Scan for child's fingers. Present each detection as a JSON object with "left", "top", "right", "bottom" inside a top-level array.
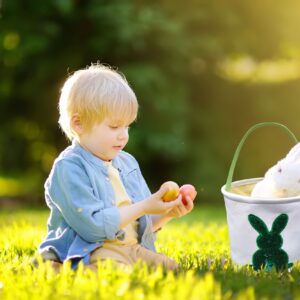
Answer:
[
  {"left": 165, "top": 194, "right": 182, "bottom": 208},
  {"left": 172, "top": 206, "right": 182, "bottom": 217},
  {"left": 157, "top": 185, "right": 169, "bottom": 197},
  {"left": 184, "top": 196, "right": 194, "bottom": 210}
]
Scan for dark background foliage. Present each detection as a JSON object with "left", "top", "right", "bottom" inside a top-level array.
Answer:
[{"left": 1, "top": 0, "right": 300, "bottom": 204}]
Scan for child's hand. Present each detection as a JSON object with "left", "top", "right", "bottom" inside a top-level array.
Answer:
[
  {"left": 165, "top": 196, "right": 194, "bottom": 218},
  {"left": 143, "top": 185, "right": 182, "bottom": 215}
]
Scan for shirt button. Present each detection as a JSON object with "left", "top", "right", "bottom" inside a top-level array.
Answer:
[
  {"left": 106, "top": 177, "right": 110, "bottom": 181},
  {"left": 83, "top": 248, "right": 88, "bottom": 252},
  {"left": 77, "top": 208, "right": 83, "bottom": 213}
]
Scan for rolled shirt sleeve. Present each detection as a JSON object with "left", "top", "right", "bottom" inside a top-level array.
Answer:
[{"left": 47, "top": 159, "right": 121, "bottom": 243}]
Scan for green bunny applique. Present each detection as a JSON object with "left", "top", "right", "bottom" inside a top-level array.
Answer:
[{"left": 248, "top": 213, "right": 292, "bottom": 271}]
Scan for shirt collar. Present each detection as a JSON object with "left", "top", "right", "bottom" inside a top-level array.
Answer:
[{"left": 72, "top": 139, "right": 121, "bottom": 170}]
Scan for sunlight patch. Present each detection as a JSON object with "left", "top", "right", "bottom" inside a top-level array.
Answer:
[{"left": 217, "top": 55, "right": 300, "bottom": 84}]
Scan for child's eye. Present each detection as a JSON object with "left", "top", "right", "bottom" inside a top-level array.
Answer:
[{"left": 109, "top": 124, "right": 131, "bottom": 130}]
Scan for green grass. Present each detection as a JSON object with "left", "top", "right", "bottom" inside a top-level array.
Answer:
[{"left": 1, "top": 205, "right": 300, "bottom": 299}]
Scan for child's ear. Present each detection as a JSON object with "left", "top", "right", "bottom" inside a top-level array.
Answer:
[{"left": 71, "top": 113, "right": 84, "bottom": 135}]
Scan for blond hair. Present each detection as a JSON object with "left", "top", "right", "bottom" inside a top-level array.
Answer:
[{"left": 58, "top": 64, "right": 138, "bottom": 140}]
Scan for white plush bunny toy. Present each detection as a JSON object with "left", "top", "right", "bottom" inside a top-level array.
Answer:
[{"left": 251, "top": 143, "right": 300, "bottom": 198}]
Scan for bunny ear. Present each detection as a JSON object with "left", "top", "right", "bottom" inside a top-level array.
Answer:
[
  {"left": 286, "top": 143, "right": 300, "bottom": 162},
  {"left": 248, "top": 214, "right": 269, "bottom": 234},
  {"left": 271, "top": 214, "right": 288, "bottom": 234}
]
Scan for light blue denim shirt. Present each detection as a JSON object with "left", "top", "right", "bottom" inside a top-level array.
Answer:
[{"left": 38, "top": 140, "right": 156, "bottom": 268}]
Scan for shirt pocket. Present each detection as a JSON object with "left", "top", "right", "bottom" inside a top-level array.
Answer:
[{"left": 126, "top": 168, "right": 139, "bottom": 184}]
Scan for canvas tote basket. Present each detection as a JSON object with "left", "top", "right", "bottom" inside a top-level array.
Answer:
[{"left": 221, "top": 122, "right": 300, "bottom": 270}]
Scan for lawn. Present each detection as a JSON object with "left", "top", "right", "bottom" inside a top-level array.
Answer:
[{"left": 0, "top": 205, "right": 299, "bottom": 299}]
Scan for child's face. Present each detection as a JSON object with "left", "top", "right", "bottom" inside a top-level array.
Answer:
[{"left": 79, "top": 117, "right": 131, "bottom": 161}]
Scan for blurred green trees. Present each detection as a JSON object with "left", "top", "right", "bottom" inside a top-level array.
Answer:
[{"left": 1, "top": 0, "right": 300, "bottom": 202}]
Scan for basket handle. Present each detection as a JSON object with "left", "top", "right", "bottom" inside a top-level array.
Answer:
[{"left": 225, "top": 122, "right": 298, "bottom": 191}]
